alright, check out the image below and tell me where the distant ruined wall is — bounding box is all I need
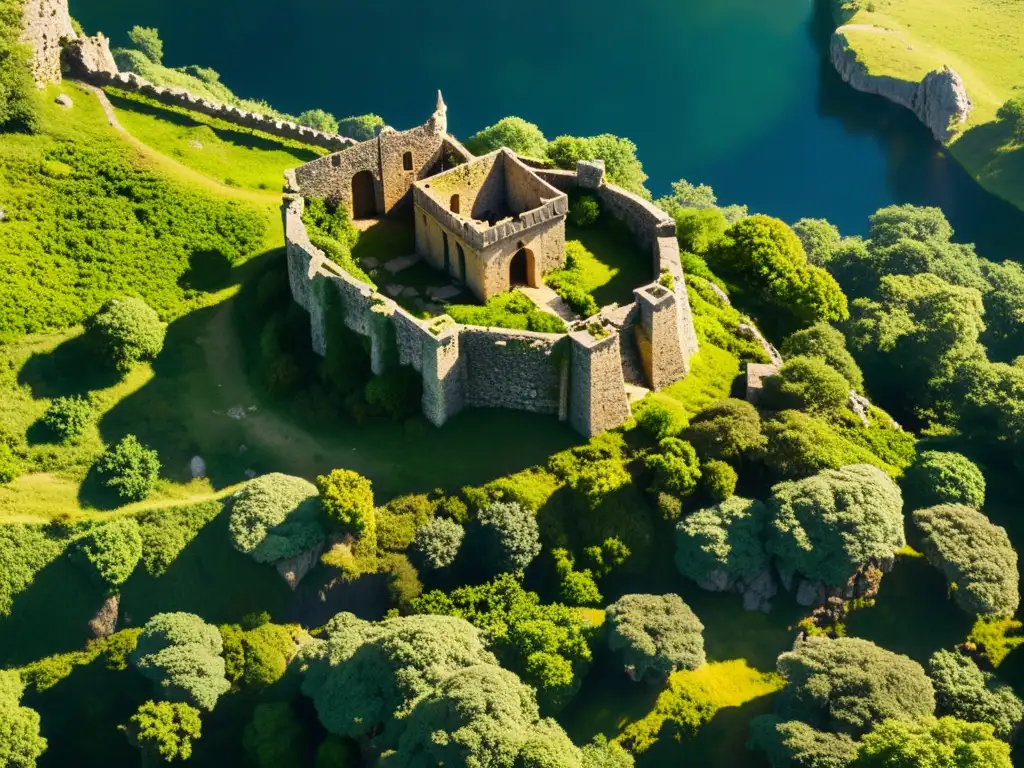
[19,0,76,84]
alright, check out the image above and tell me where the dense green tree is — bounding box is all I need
[96,435,161,502]
[979,260,1024,361]
[657,179,718,211]
[781,323,864,392]
[546,134,649,196]
[41,396,93,442]
[674,207,729,255]
[87,297,166,373]
[997,95,1024,139]
[465,116,548,157]
[412,517,464,570]
[851,273,985,417]
[768,465,904,587]
[606,594,705,682]
[0,0,39,134]
[478,501,542,574]
[79,518,143,586]
[383,664,583,767]
[792,219,842,266]
[773,637,934,735]
[868,205,954,248]
[762,356,851,417]
[953,358,1024,458]
[702,459,738,502]
[410,575,594,713]
[336,114,385,141]
[297,109,340,134]
[0,669,46,768]
[675,497,769,589]
[125,700,201,764]
[928,650,1023,740]
[645,437,701,497]
[684,398,765,463]
[316,469,375,537]
[853,716,1011,768]
[708,215,848,329]
[131,612,230,711]
[903,451,986,509]
[747,716,858,768]
[873,237,987,293]
[761,411,895,479]
[301,613,496,747]
[912,504,1019,617]
[242,702,308,768]
[128,26,164,64]
[552,547,602,607]
[229,473,324,564]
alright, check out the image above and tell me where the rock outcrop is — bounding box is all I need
[276,541,325,590]
[830,29,972,142]
[64,33,119,78]
[18,0,76,84]
[88,594,119,638]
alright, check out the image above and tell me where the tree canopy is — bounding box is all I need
[762,356,852,417]
[477,501,542,574]
[317,469,375,538]
[131,612,230,711]
[853,716,1011,768]
[546,134,649,197]
[748,716,858,768]
[675,496,769,590]
[644,438,702,498]
[79,517,143,586]
[912,504,1019,617]
[125,700,202,763]
[792,219,842,266]
[229,473,325,564]
[0,669,47,768]
[128,26,164,64]
[928,649,1023,740]
[606,593,705,682]
[903,451,986,510]
[781,323,864,392]
[761,411,896,480]
[465,116,548,157]
[86,296,166,373]
[767,465,905,587]
[412,517,464,570]
[96,434,161,502]
[683,398,765,463]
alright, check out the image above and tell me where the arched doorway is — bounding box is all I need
[509,248,534,287]
[351,170,377,219]
[456,243,467,283]
[442,232,451,274]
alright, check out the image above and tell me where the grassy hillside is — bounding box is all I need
[835,0,1024,209]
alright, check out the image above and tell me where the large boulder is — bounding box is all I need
[64,34,119,78]
[913,67,972,142]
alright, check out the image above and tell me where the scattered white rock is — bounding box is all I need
[188,139,203,150]
[227,405,247,420]
[55,94,73,108]
[189,455,207,479]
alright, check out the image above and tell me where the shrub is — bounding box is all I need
[544,270,600,317]
[138,500,221,577]
[913,504,1019,618]
[412,518,464,570]
[748,717,857,768]
[768,465,905,587]
[635,393,688,439]
[79,518,143,586]
[761,410,896,479]
[335,114,385,141]
[128,26,164,64]
[446,291,566,333]
[243,702,308,768]
[316,469,374,536]
[41,396,93,442]
[465,117,548,157]
[684,398,765,463]
[96,435,161,502]
[126,701,201,763]
[478,501,541,574]
[0,669,47,767]
[131,612,230,711]
[854,716,1011,767]
[701,460,737,502]
[86,297,166,373]
[383,553,423,610]
[229,473,325,563]
[568,195,600,227]
[552,548,602,606]
[298,109,340,134]
[0,442,20,485]
[363,367,422,421]
[997,95,1024,141]
[240,624,297,688]
[674,207,728,255]
[904,451,986,510]
[546,134,649,196]
[675,497,769,589]
[791,218,842,265]
[606,593,705,682]
[547,433,631,508]
[781,322,864,391]
[762,356,851,416]
[928,649,1024,740]
[645,438,701,497]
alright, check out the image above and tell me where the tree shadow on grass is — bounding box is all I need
[845,553,974,664]
[178,249,234,293]
[24,655,149,768]
[282,568,389,628]
[0,550,106,667]
[17,330,120,400]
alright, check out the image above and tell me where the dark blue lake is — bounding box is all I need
[73,0,1024,259]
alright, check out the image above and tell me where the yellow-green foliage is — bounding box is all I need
[617,660,783,754]
[661,344,743,426]
[0,523,67,617]
[446,292,566,333]
[462,468,561,514]
[969,617,1024,668]
[108,89,324,192]
[138,500,223,577]
[687,276,770,363]
[0,84,268,339]
[19,628,141,692]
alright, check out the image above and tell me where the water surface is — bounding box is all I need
[73,0,1024,258]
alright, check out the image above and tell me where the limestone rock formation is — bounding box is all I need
[830,30,972,143]
[849,390,871,427]
[18,0,77,84]
[740,569,776,613]
[275,541,325,590]
[88,594,119,638]
[54,94,72,108]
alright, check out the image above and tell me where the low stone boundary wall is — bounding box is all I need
[83,70,359,151]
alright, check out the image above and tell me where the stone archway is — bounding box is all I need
[509,248,535,287]
[351,170,377,219]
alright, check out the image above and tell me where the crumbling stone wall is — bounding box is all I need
[19,0,76,84]
[461,328,567,414]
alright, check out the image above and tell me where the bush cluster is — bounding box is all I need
[568,195,600,227]
[96,435,161,502]
[903,451,986,510]
[229,473,325,564]
[41,396,93,442]
[86,297,167,373]
[446,291,566,333]
[79,518,143,586]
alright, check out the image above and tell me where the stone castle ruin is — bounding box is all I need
[285,98,700,436]
[16,0,701,438]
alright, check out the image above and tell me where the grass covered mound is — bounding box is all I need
[832,0,1024,210]
[0,84,269,339]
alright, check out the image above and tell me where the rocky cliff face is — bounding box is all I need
[19,0,77,84]
[830,29,972,143]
